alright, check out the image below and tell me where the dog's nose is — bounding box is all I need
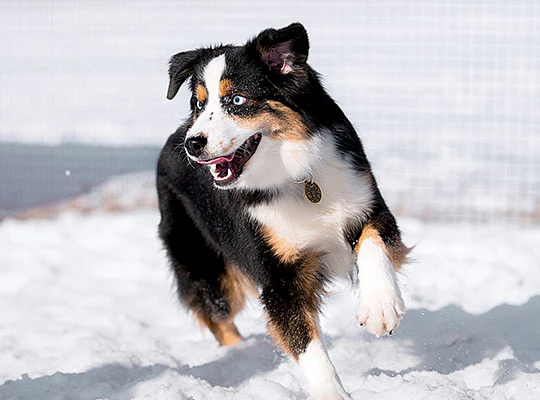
[185,135,207,158]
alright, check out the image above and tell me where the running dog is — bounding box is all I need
[157,22,410,399]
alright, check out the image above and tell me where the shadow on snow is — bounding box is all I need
[0,334,284,400]
[368,295,540,383]
[2,297,539,398]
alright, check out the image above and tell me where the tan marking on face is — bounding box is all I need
[220,137,237,156]
[196,84,208,103]
[232,100,309,142]
[219,79,234,97]
[354,224,411,272]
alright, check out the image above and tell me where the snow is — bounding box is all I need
[1,210,539,399]
[1,0,539,220]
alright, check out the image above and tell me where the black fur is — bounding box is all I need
[157,23,405,360]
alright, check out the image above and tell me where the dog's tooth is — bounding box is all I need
[210,164,218,178]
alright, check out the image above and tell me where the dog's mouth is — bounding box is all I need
[197,133,261,186]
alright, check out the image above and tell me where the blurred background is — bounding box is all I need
[1,0,538,223]
[2,2,540,398]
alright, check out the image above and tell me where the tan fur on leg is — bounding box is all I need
[200,264,256,346]
[355,223,411,272]
[205,319,244,347]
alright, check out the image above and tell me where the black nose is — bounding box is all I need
[185,135,207,157]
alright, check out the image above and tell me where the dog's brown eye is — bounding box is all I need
[196,100,204,110]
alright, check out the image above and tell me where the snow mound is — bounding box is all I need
[12,172,158,221]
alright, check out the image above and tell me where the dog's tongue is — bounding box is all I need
[198,152,237,181]
[198,153,235,165]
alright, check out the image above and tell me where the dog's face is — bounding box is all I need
[167,23,323,190]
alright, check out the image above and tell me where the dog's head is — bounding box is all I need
[167,23,325,190]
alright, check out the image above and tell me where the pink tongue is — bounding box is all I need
[198,153,235,165]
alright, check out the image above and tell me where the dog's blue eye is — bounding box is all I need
[196,100,204,110]
[232,95,247,106]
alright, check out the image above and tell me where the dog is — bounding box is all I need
[157,22,410,400]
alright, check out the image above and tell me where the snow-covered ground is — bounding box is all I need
[1,210,539,399]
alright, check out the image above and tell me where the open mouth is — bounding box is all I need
[197,133,261,186]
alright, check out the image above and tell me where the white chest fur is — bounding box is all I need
[248,141,374,277]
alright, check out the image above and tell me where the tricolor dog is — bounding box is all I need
[157,23,410,399]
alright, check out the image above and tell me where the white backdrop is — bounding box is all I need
[1,0,539,222]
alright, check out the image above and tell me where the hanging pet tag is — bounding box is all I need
[304,180,322,204]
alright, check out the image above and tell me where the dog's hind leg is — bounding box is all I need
[189,263,249,347]
[157,177,246,346]
[355,201,410,337]
[260,253,351,400]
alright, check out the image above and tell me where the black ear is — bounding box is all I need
[167,49,205,100]
[252,22,309,75]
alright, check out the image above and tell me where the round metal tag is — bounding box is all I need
[304,180,322,204]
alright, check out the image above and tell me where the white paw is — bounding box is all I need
[356,238,405,337]
[356,287,404,336]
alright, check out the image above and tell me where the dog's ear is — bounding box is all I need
[167,49,206,100]
[251,22,309,75]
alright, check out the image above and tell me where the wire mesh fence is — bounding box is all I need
[321,1,540,223]
[1,1,538,223]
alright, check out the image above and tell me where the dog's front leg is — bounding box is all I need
[260,255,352,400]
[355,209,409,336]
[297,337,352,400]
